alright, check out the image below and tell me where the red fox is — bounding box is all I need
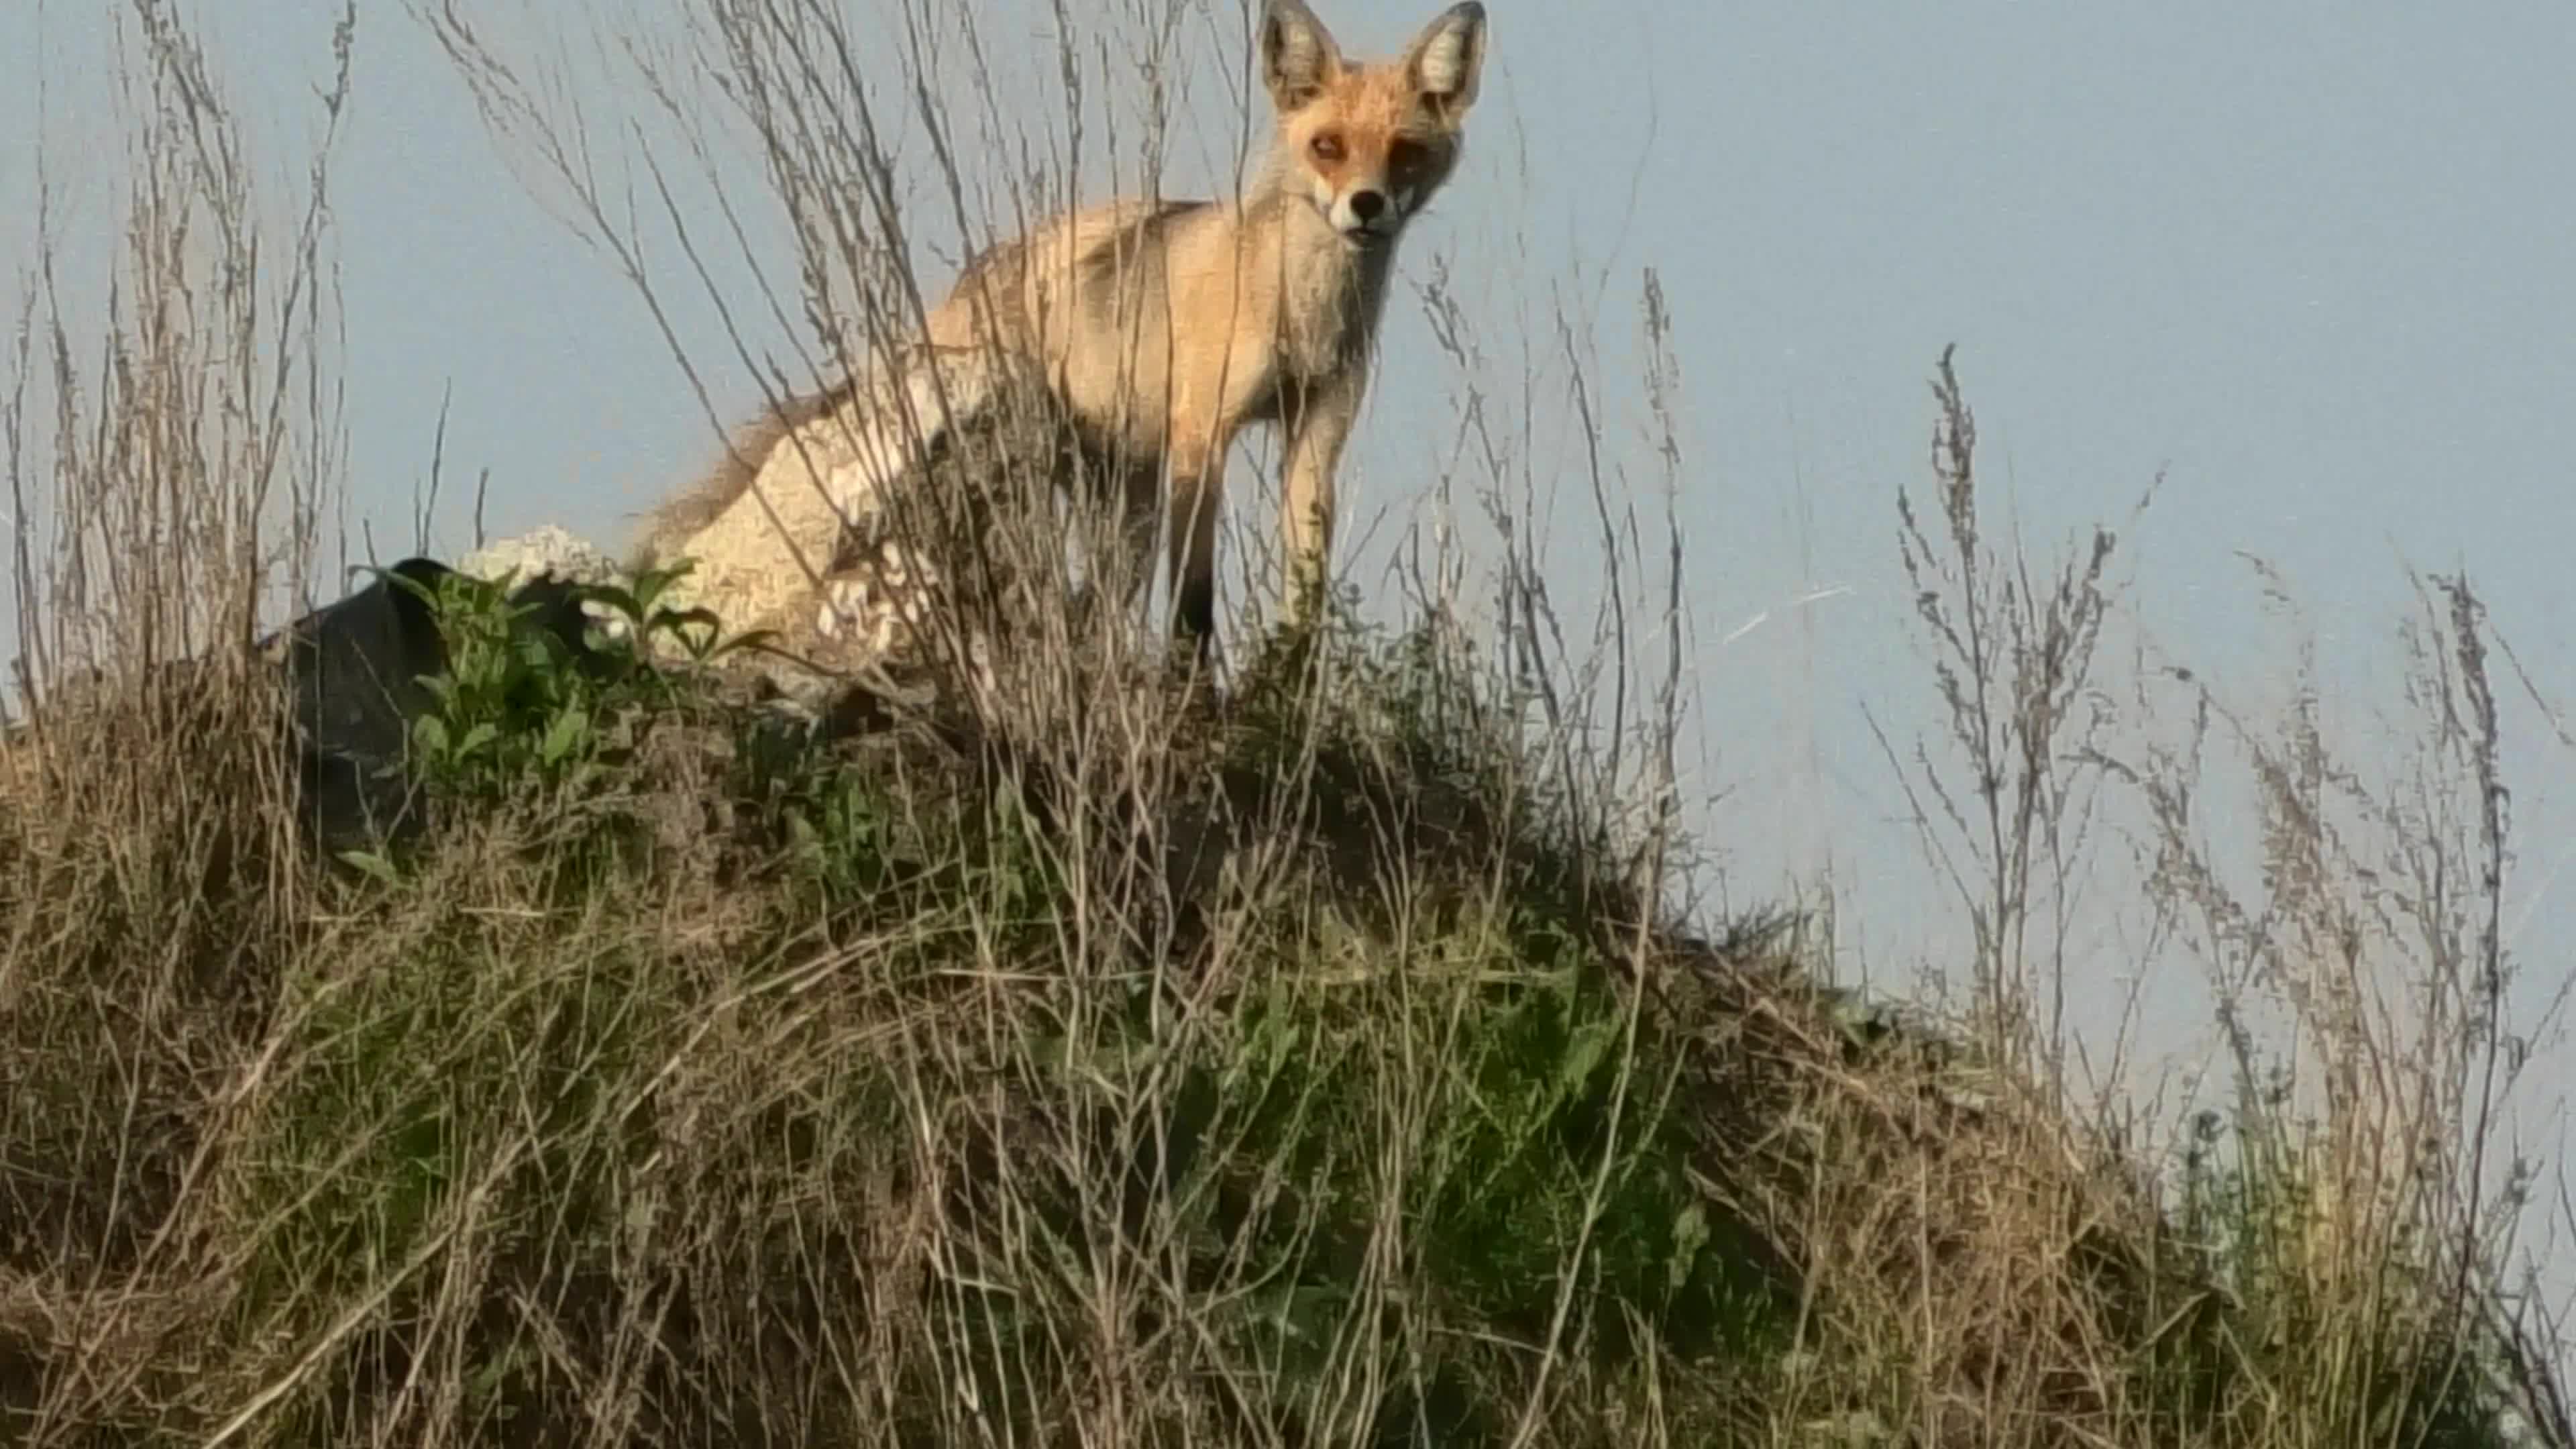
[631,0,1490,663]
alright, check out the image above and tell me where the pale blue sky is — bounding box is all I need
[9,0,2575,1355]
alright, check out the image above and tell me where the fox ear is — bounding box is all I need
[1403,2,1486,123]
[1260,0,1344,113]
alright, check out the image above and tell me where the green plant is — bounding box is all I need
[579,557,777,667]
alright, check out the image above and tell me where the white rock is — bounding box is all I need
[455,525,635,639]
[455,525,623,590]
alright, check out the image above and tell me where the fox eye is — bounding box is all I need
[1309,132,1345,163]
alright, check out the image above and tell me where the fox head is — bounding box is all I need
[1258,0,1487,248]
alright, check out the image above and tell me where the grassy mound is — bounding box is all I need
[0,571,2546,1447]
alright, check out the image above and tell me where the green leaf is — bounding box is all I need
[411,713,449,757]
[539,706,590,767]
[337,848,401,883]
[1556,1017,1618,1102]
[1667,1201,1709,1294]
[580,583,645,625]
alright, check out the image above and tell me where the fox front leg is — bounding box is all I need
[1277,365,1361,631]
[1163,421,1237,657]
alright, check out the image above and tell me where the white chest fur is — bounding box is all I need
[1271,206,1395,384]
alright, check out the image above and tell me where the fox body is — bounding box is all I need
[631,0,1489,657]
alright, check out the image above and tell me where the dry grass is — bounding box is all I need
[0,2,2567,1446]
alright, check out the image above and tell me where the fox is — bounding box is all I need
[630,0,1490,663]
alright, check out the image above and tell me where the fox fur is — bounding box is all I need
[630,0,1489,661]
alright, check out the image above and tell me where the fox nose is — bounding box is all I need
[1348,189,1387,224]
